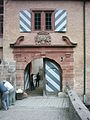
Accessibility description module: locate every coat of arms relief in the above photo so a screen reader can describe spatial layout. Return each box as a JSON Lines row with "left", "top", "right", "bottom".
{"left": 35, "top": 32, "right": 51, "bottom": 45}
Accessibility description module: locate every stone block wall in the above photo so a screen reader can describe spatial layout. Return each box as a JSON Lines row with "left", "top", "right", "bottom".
{"left": 0, "top": 60, "right": 16, "bottom": 89}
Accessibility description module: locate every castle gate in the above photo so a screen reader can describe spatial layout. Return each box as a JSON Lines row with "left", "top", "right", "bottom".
{"left": 10, "top": 35, "right": 77, "bottom": 94}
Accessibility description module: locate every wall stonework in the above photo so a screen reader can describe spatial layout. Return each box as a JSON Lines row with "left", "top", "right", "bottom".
{"left": 3, "top": 0, "right": 90, "bottom": 101}
{"left": 0, "top": 60, "right": 16, "bottom": 89}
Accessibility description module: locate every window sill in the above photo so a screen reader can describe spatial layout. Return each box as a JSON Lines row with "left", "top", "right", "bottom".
{"left": 31, "top": 30, "right": 54, "bottom": 33}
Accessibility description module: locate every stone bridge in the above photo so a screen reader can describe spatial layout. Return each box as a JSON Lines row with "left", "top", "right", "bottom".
{"left": 0, "top": 89, "right": 90, "bottom": 120}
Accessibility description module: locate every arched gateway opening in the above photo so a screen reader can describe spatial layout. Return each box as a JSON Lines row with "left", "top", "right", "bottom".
{"left": 24, "top": 58, "right": 43, "bottom": 96}
{"left": 24, "top": 58, "right": 62, "bottom": 96}
{"left": 10, "top": 35, "right": 77, "bottom": 96}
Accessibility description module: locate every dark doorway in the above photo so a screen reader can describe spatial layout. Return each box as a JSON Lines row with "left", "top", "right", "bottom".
{"left": 24, "top": 59, "right": 43, "bottom": 96}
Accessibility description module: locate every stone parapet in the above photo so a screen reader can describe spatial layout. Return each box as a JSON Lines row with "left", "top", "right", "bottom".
{"left": 68, "top": 90, "right": 90, "bottom": 120}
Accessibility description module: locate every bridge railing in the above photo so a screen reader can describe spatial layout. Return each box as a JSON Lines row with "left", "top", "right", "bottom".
{"left": 67, "top": 89, "right": 90, "bottom": 120}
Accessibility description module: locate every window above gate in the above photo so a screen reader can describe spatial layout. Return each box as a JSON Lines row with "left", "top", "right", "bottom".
{"left": 19, "top": 9, "right": 67, "bottom": 33}
{"left": 34, "top": 12, "right": 41, "bottom": 30}
{"left": 32, "top": 10, "right": 54, "bottom": 32}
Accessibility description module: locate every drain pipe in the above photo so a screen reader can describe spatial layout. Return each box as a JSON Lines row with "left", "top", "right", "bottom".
{"left": 83, "top": 0, "right": 86, "bottom": 104}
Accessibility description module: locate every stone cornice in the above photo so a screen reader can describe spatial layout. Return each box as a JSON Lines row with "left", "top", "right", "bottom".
{"left": 10, "top": 35, "right": 77, "bottom": 48}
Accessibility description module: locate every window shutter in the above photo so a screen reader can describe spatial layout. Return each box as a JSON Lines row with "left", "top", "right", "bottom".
{"left": 55, "top": 10, "right": 67, "bottom": 32}
{"left": 19, "top": 10, "right": 31, "bottom": 32}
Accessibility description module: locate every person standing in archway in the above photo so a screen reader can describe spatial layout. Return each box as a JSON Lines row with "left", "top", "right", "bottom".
{"left": 36, "top": 72, "right": 40, "bottom": 87}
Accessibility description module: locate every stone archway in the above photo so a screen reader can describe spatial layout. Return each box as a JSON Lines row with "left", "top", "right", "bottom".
{"left": 10, "top": 35, "right": 77, "bottom": 92}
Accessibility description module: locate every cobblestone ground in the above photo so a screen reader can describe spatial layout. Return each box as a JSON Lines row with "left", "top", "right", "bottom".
{"left": 0, "top": 96, "right": 71, "bottom": 120}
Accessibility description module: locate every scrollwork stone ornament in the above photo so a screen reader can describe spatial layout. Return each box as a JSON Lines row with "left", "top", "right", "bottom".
{"left": 35, "top": 32, "right": 51, "bottom": 45}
